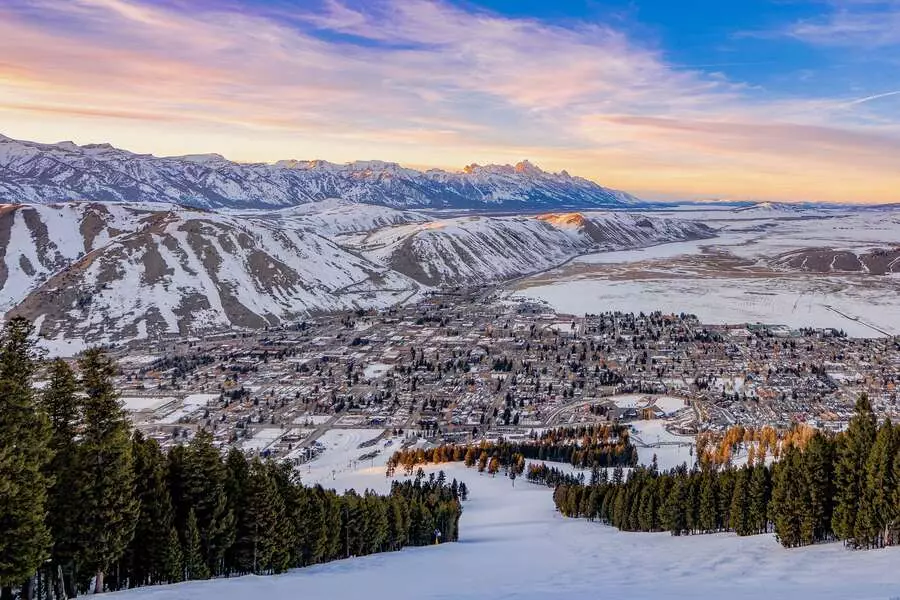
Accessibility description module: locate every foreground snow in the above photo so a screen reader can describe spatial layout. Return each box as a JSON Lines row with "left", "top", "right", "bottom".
{"left": 108, "top": 457, "right": 900, "bottom": 600}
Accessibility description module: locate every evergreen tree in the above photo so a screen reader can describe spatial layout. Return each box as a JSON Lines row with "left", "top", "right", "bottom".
{"left": 77, "top": 348, "right": 139, "bottom": 593}
{"left": 802, "top": 432, "right": 835, "bottom": 545}
{"left": 179, "top": 431, "right": 235, "bottom": 576}
{"left": 698, "top": 470, "right": 718, "bottom": 533}
{"left": 0, "top": 318, "right": 52, "bottom": 597}
{"left": 748, "top": 464, "right": 771, "bottom": 534}
{"left": 832, "top": 395, "right": 876, "bottom": 547}
{"left": 41, "top": 358, "right": 83, "bottom": 595}
{"left": 233, "top": 458, "right": 281, "bottom": 574}
{"left": 771, "top": 446, "right": 804, "bottom": 547}
{"left": 124, "top": 432, "right": 176, "bottom": 586}
{"left": 162, "top": 527, "right": 183, "bottom": 584}
{"left": 662, "top": 477, "right": 688, "bottom": 535}
{"left": 858, "top": 420, "right": 896, "bottom": 548}
{"left": 729, "top": 468, "right": 750, "bottom": 535}
{"left": 182, "top": 510, "right": 209, "bottom": 580}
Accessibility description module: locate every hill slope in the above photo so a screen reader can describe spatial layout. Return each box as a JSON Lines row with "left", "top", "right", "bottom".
{"left": 1, "top": 202, "right": 714, "bottom": 345}
{"left": 357, "top": 212, "right": 714, "bottom": 286}
{"left": 104, "top": 461, "right": 900, "bottom": 600}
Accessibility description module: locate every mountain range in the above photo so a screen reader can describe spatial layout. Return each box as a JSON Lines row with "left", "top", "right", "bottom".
{"left": 0, "top": 134, "right": 638, "bottom": 210}
{"left": 1, "top": 202, "right": 713, "bottom": 347}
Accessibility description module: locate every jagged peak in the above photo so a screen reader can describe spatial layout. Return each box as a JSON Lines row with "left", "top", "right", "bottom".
{"left": 461, "top": 160, "right": 554, "bottom": 177}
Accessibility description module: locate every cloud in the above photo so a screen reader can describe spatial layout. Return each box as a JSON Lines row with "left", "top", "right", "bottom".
{"left": 786, "top": 1, "right": 900, "bottom": 47}
{"left": 0, "top": 0, "right": 898, "bottom": 202}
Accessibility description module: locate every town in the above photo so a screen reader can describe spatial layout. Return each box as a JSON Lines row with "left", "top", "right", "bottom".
{"left": 93, "top": 290, "right": 900, "bottom": 469}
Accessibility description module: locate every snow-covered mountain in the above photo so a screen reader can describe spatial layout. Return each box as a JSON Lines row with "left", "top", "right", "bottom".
{"left": 0, "top": 134, "right": 640, "bottom": 210}
{"left": 1, "top": 202, "right": 713, "bottom": 345}
{"left": 3, "top": 202, "right": 420, "bottom": 344}
{"left": 730, "top": 202, "right": 807, "bottom": 214}
{"left": 349, "top": 212, "right": 713, "bottom": 286}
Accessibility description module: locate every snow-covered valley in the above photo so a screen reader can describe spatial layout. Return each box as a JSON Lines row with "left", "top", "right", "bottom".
{"left": 512, "top": 205, "right": 900, "bottom": 337}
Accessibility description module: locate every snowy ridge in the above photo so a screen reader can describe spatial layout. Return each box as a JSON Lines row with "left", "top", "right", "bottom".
{"left": 260, "top": 198, "right": 429, "bottom": 235}
{"left": 0, "top": 202, "right": 713, "bottom": 345}
{"left": 0, "top": 135, "right": 640, "bottom": 210}
{"left": 356, "top": 212, "right": 715, "bottom": 286}
{"left": 3, "top": 203, "right": 421, "bottom": 344}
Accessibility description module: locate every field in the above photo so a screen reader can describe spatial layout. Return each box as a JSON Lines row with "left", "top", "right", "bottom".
{"left": 511, "top": 208, "right": 900, "bottom": 337}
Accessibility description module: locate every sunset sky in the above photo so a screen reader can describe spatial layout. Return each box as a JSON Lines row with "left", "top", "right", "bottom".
{"left": 1, "top": 0, "right": 899, "bottom": 203}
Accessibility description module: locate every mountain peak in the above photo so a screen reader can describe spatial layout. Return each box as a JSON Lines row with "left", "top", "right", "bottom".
{"left": 514, "top": 160, "right": 543, "bottom": 175}
{"left": 0, "top": 133, "right": 642, "bottom": 209}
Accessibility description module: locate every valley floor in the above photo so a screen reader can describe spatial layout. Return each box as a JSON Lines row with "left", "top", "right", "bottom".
{"left": 108, "top": 455, "right": 900, "bottom": 600}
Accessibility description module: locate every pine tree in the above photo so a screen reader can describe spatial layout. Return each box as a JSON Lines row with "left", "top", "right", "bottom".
{"left": 802, "top": 432, "right": 835, "bottom": 545}
{"left": 233, "top": 458, "right": 281, "bottom": 574}
{"left": 729, "top": 467, "right": 750, "bottom": 535}
{"left": 223, "top": 448, "right": 249, "bottom": 572}
{"left": 41, "top": 358, "right": 83, "bottom": 595}
{"left": 771, "top": 446, "right": 804, "bottom": 547}
{"left": 832, "top": 395, "right": 876, "bottom": 547}
{"left": 0, "top": 318, "right": 52, "bottom": 596}
{"left": 662, "top": 477, "right": 688, "bottom": 535}
{"left": 77, "top": 348, "right": 139, "bottom": 593}
{"left": 858, "top": 420, "right": 896, "bottom": 548}
{"left": 180, "top": 431, "right": 235, "bottom": 576}
{"left": 162, "top": 527, "right": 183, "bottom": 584}
{"left": 124, "top": 432, "right": 176, "bottom": 586}
{"left": 698, "top": 470, "right": 719, "bottom": 533}
{"left": 748, "top": 464, "right": 771, "bottom": 534}
{"left": 182, "top": 510, "right": 209, "bottom": 580}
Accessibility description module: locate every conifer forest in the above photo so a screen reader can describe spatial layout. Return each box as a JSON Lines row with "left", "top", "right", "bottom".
{"left": 0, "top": 319, "right": 463, "bottom": 599}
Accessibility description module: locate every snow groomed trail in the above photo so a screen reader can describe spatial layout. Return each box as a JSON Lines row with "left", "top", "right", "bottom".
{"left": 108, "top": 457, "right": 900, "bottom": 600}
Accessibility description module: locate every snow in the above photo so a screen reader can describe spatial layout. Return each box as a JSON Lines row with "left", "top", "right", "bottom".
{"left": 630, "top": 420, "right": 696, "bottom": 471}
{"left": 515, "top": 276, "right": 900, "bottom": 337}
{"left": 121, "top": 396, "right": 176, "bottom": 412}
{"left": 106, "top": 460, "right": 900, "bottom": 600}
{"left": 514, "top": 209, "right": 900, "bottom": 337}
{"left": 653, "top": 395, "right": 688, "bottom": 416}
{"left": 241, "top": 428, "right": 284, "bottom": 452}
{"left": 292, "top": 415, "right": 332, "bottom": 426}
{"left": 363, "top": 362, "right": 392, "bottom": 379}
{"left": 300, "top": 428, "right": 387, "bottom": 486}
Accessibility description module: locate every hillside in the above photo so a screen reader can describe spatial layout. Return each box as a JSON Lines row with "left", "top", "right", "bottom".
{"left": 0, "top": 134, "right": 639, "bottom": 210}
{"left": 3, "top": 203, "right": 420, "bottom": 344}
{"left": 0, "top": 203, "right": 714, "bottom": 346}
{"left": 104, "top": 460, "right": 900, "bottom": 600}
{"left": 357, "top": 212, "right": 714, "bottom": 286}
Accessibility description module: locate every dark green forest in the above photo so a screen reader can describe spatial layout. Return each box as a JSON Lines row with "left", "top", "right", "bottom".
{"left": 0, "top": 318, "right": 463, "bottom": 599}
{"left": 552, "top": 395, "right": 900, "bottom": 550}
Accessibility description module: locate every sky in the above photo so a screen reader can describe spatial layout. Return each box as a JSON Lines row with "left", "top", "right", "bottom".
{"left": 1, "top": 0, "right": 899, "bottom": 203}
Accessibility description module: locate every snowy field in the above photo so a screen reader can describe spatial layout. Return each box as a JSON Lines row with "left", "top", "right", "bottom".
{"left": 107, "top": 457, "right": 900, "bottom": 600}
{"left": 517, "top": 276, "right": 900, "bottom": 336}
{"left": 630, "top": 419, "right": 696, "bottom": 470}
{"left": 298, "top": 428, "right": 388, "bottom": 487}
{"left": 513, "top": 209, "right": 900, "bottom": 337}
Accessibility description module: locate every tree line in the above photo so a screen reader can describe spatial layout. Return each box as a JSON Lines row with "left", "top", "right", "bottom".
{"left": 553, "top": 395, "right": 900, "bottom": 550}
{"left": 0, "top": 318, "right": 464, "bottom": 599}
{"left": 386, "top": 424, "right": 637, "bottom": 479}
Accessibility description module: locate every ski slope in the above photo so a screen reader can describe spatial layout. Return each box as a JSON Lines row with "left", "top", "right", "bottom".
{"left": 107, "top": 456, "right": 900, "bottom": 600}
